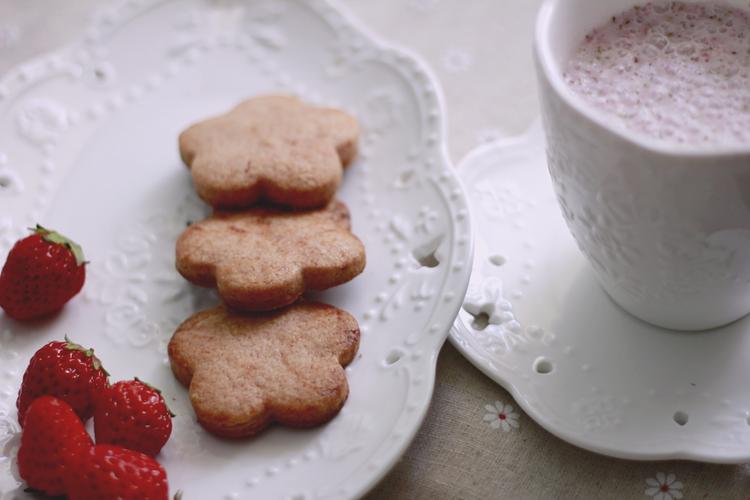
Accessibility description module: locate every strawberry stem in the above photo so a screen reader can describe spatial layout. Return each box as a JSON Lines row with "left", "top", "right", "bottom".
{"left": 63, "top": 335, "right": 110, "bottom": 378}
{"left": 32, "top": 224, "right": 86, "bottom": 266}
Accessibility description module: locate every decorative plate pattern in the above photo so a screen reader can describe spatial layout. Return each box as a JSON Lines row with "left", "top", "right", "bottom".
{"left": 0, "top": 1, "right": 473, "bottom": 498}
{"left": 451, "top": 123, "right": 750, "bottom": 464}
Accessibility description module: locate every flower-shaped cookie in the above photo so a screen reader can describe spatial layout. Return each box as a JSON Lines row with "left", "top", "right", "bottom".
{"left": 175, "top": 200, "right": 365, "bottom": 311}
{"left": 168, "top": 302, "right": 360, "bottom": 437}
{"left": 179, "top": 95, "right": 359, "bottom": 209}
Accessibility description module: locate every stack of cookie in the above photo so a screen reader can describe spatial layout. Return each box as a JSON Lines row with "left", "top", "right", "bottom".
{"left": 168, "top": 96, "right": 366, "bottom": 438}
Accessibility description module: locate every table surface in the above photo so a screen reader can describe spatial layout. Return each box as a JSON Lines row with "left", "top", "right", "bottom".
{"left": 2, "top": 1, "right": 749, "bottom": 499}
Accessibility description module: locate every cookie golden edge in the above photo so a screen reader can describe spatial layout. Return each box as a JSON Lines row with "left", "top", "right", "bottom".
{"left": 174, "top": 200, "right": 366, "bottom": 312}
{"left": 167, "top": 303, "right": 361, "bottom": 438}
{"left": 178, "top": 95, "right": 360, "bottom": 210}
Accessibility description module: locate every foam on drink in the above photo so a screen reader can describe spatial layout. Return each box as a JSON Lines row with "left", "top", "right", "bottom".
{"left": 565, "top": 1, "right": 750, "bottom": 147}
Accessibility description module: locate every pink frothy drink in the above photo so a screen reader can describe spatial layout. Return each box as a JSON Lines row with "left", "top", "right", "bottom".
{"left": 565, "top": 1, "right": 750, "bottom": 146}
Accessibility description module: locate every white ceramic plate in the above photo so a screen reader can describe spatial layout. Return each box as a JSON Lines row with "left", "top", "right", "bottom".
{"left": 450, "top": 123, "right": 750, "bottom": 464}
{"left": 0, "top": 1, "right": 473, "bottom": 498}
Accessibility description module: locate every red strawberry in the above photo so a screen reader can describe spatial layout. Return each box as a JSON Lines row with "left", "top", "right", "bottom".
{"left": 66, "top": 444, "right": 169, "bottom": 500}
{"left": 17, "top": 337, "right": 109, "bottom": 425}
{"left": 0, "top": 224, "right": 86, "bottom": 320}
{"left": 17, "top": 396, "right": 94, "bottom": 496}
{"left": 94, "top": 378, "right": 173, "bottom": 456}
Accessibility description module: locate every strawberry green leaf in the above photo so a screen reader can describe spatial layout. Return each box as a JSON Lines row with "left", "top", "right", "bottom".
{"left": 33, "top": 224, "right": 86, "bottom": 266}
{"left": 63, "top": 335, "right": 110, "bottom": 377}
{"left": 63, "top": 334, "right": 84, "bottom": 351}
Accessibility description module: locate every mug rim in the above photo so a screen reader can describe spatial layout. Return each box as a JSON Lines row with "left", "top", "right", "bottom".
{"left": 534, "top": 0, "right": 750, "bottom": 159}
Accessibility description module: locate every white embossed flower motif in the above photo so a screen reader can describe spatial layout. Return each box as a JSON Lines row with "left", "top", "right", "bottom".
{"left": 474, "top": 182, "right": 528, "bottom": 220}
{"left": 483, "top": 401, "right": 519, "bottom": 432}
{"left": 15, "top": 99, "right": 69, "bottom": 146}
{"left": 172, "top": 1, "right": 286, "bottom": 55}
{"left": 575, "top": 204, "right": 640, "bottom": 269}
{"left": 363, "top": 88, "right": 402, "bottom": 133}
{"left": 645, "top": 472, "right": 683, "bottom": 500}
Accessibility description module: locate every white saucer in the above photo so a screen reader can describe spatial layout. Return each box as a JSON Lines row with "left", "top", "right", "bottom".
{"left": 450, "top": 123, "right": 750, "bottom": 463}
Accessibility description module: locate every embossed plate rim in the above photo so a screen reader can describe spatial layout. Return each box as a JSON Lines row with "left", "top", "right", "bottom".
{"left": 0, "top": 0, "right": 474, "bottom": 498}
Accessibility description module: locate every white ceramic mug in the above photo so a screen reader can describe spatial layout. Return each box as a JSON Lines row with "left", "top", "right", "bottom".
{"left": 534, "top": 0, "right": 750, "bottom": 330}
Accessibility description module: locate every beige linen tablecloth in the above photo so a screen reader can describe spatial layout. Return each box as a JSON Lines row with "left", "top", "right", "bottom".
{"left": 2, "top": 1, "right": 749, "bottom": 498}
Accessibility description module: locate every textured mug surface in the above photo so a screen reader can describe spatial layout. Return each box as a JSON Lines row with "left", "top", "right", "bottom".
{"left": 534, "top": 0, "right": 750, "bottom": 330}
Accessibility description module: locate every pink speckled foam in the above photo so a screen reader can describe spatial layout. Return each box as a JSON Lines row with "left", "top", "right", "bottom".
{"left": 565, "top": 1, "right": 750, "bottom": 147}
